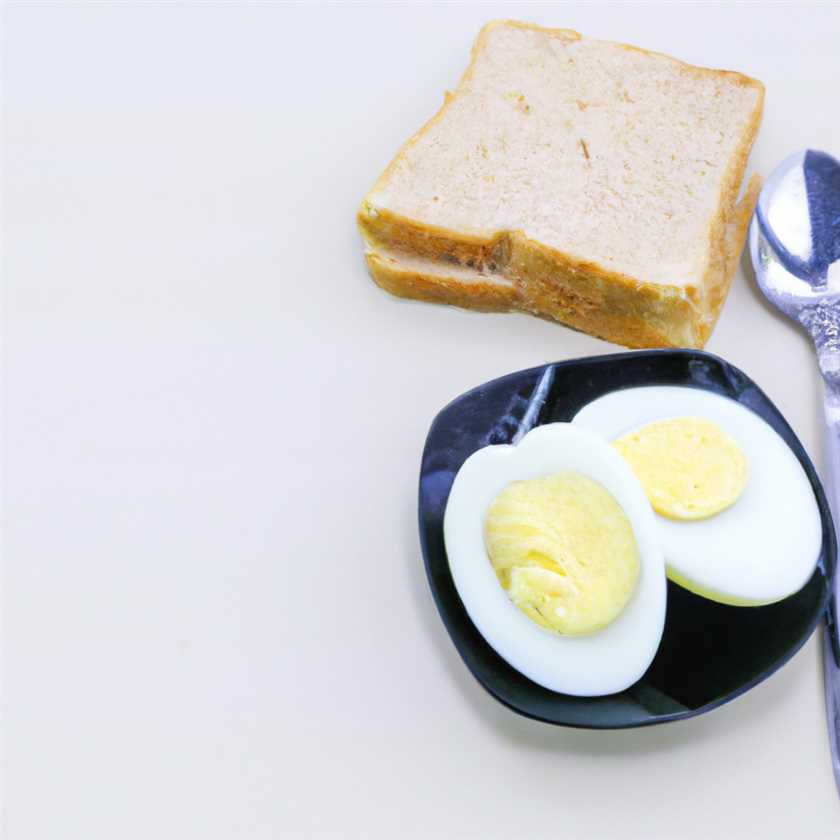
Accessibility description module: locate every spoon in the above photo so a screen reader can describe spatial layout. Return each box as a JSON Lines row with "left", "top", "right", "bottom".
{"left": 749, "top": 149, "right": 840, "bottom": 792}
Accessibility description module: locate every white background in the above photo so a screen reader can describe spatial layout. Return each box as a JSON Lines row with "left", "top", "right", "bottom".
{"left": 4, "top": 1, "right": 840, "bottom": 837}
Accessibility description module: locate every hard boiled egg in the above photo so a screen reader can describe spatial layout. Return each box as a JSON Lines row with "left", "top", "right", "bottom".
{"left": 444, "top": 423, "right": 666, "bottom": 697}
{"left": 573, "top": 386, "right": 822, "bottom": 606}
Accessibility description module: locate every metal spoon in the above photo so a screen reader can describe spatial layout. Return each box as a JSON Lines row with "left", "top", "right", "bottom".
{"left": 749, "top": 149, "right": 840, "bottom": 792}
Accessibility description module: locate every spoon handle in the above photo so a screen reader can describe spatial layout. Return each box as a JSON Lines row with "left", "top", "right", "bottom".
{"left": 821, "top": 382, "right": 840, "bottom": 792}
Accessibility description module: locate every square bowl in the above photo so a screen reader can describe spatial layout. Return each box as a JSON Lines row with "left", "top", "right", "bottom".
{"left": 418, "top": 350, "right": 836, "bottom": 728}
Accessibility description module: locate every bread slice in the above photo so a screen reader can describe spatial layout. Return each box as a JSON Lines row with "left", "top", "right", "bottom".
{"left": 358, "top": 20, "right": 764, "bottom": 348}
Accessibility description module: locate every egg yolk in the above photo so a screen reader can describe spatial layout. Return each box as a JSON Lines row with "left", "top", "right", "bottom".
{"left": 613, "top": 417, "right": 747, "bottom": 520}
{"left": 484, "top": 472, "right": 640, "bottom": 636}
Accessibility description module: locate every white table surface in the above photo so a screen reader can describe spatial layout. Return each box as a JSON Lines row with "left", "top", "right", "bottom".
{"left": 4, "top": 2, "right": 840, "bottom": 837}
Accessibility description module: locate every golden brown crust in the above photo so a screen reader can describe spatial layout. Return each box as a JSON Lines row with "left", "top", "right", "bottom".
{"left": 700, "top": 173, "right": 763, "bottom": 342}
{"left": 358, "top": 20, "right": 765, "bottom": 350}
{"left": 365, "top": 244, "right": 696, "bottom": 349}
{"left": 697, "top": 78, "right": 765, "bottom": 342}
{"left": 366, "top": 250, "right": 518, "bottom": 313}
{"left": 360, "top": 204, "right": 702, "bottom": 347}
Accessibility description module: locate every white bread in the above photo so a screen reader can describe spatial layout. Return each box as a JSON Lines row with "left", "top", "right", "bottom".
{"left": 358, "top": 21, "right": 764, "bottom": 348}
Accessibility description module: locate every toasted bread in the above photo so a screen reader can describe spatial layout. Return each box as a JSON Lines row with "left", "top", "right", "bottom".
{"left": 358, "top": 21, "right": 764, "bottom": 348}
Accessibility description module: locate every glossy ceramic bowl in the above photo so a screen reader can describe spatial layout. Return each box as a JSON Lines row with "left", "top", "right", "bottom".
{"left": 418, "top": 350, "right": 836, "bottom": 728}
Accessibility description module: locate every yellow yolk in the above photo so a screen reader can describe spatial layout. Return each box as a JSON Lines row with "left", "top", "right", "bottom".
{"left": 613, "top": 417, "right": 748, "bottom": 520}
{"left": 484, "top": 472, "right": 640, "bottom": 636}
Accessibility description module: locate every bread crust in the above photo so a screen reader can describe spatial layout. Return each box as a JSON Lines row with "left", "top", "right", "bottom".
{"left": 366, "top": 244, "right": 691, "bottom": 348}
{"left": 358, "top": 20, "right": 764, "bottom": 349}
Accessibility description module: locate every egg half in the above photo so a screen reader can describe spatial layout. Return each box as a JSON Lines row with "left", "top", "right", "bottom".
{"left": 444, "top": 423, "right": 666, "bottom": 697}
{"left": 573, "top": 385, "right": 822, "bottom": 606}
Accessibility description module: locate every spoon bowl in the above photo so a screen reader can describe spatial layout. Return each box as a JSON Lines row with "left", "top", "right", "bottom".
{"left": 750, "top": 151, "right": 840, "bottom": 364}
{"left": 751, "top": 150, "right": 840, "bottom": 312}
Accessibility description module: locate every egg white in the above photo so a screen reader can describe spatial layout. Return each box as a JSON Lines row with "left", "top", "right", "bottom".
{"left": 573, "top": 386, "right": 822, "bottom": 606}
{"left": 443, "top": 423, "right": 666, "bottom": 697}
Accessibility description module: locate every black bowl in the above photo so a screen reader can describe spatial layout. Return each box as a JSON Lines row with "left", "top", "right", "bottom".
{"left": 418, "top": 349, "right": 836, "bottom": 728}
